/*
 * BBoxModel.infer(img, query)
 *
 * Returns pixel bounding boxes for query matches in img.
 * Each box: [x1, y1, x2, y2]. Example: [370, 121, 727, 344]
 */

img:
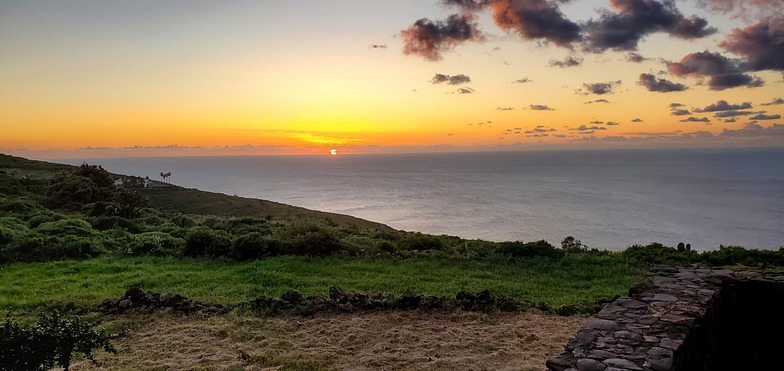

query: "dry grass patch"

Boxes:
[69, 310, 583, 370]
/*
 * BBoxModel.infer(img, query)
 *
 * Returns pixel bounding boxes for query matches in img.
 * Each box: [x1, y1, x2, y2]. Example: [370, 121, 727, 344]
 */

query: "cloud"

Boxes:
[590, 121, 604, 125]
[524, 125, 557, 134]
[577, 80, 622, 95]
[697, 1, 784, 20]
[607, 121, 620, 126]
[497, 106, 515, 110]
[400, 14, 484, 61]
[680, 116, 711, 122]
[724, 118, 737, 122]
[627, 52, 648, 62]
[583, 0, 717, 53]
[761, 98, 784, 106]
[632, 118, 644, 122]
[512, 77, 533, 84]
[549, 55, 583, 68]
[750, 113, 782, 120]
[444, 0, 581, 47]
[714, 110, 755, 117]
[431, 73, 472, 85]
[457, 87, 476, 94]
[670, 102, 685, 108]
[530, 104, 555, 110]
[369, 44, 388, 49]
[487, 0, 582, 47]
[585, 99, 610, 104]
[572, 125, 608, 132]
[638, 73, 688, 92]
[694, 100, 753, 112]
[720, 122, 784, 137]
[671, 109, 692, 115]
[667, 50, 764, 90]
[719, 18, 784, 72]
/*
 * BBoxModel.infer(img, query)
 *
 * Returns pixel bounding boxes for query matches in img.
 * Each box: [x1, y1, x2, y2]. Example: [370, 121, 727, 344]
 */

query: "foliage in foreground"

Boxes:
[0, 311, 115, 371]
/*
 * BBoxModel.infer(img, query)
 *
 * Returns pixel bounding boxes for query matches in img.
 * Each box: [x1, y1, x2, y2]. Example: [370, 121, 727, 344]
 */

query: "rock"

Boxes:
[576, 358, 607, 371]
[329, 286, 346, 301]
[281, 290, 304, 304]
[546, 356, 575, 371]
[124, 287, 145, 301]
[399, 290, 421, 309]
[586, 319, 618, 331]
[602, 358, 642, 370]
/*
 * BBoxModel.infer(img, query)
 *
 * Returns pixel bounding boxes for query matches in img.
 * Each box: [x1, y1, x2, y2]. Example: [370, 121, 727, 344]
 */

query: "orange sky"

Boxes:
[1, 1, 783, 158]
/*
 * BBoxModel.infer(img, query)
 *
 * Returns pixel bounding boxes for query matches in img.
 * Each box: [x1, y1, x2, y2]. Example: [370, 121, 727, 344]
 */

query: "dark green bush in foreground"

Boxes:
[497, 240, 564, 259]
[0, 311, 115, 371]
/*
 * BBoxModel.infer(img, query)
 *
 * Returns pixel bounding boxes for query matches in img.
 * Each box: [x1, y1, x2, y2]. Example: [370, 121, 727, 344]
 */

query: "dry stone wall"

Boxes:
[547, 267, 784, 371]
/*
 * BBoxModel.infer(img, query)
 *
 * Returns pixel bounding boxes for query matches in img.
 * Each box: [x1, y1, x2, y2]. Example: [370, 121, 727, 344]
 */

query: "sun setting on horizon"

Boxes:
[1, 1, 783, 159]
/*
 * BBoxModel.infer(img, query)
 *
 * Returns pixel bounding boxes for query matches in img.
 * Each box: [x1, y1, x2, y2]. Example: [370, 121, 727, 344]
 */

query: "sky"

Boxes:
[1, 0, 783, 158]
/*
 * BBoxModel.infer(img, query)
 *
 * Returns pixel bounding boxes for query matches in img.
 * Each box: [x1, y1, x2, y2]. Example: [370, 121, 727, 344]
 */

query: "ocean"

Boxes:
[59, 147, 784, 251]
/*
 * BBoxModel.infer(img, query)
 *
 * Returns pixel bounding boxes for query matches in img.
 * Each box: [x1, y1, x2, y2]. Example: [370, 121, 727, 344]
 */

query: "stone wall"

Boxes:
[546, 267, 784, 371]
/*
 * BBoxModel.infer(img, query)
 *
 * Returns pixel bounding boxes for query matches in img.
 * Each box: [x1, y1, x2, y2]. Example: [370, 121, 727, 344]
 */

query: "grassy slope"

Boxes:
[0, 153, 391, 231]
[0, 255, 642, 313]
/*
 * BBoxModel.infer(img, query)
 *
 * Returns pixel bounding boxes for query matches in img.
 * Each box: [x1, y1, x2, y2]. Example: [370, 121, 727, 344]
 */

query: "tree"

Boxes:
[561, 236, 586, 251]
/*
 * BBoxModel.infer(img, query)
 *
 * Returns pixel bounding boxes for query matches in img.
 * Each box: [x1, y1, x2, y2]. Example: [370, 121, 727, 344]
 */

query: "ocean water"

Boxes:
[60, 148, 784, 251]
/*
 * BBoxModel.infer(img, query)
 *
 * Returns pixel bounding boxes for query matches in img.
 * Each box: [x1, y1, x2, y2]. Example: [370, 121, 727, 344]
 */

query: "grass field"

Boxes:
[0, 254, 643, 314]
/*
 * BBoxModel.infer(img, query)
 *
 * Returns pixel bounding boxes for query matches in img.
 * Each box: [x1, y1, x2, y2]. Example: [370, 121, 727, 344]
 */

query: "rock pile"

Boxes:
[99, 287, 226, 315]
[249, 286, 529, 315]
[546, 267, 784, 371]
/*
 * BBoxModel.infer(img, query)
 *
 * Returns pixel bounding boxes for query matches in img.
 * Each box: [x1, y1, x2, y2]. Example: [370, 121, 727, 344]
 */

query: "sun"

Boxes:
[329, 148, 338, 156]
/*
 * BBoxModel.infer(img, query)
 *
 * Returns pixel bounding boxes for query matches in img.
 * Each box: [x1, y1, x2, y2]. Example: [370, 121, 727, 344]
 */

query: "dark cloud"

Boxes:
[590, 121, 604, 125]
[720, 122, 784, 137]
[638, 73, 688, 92]
[671, 109, 692, 115]
[627, 52, 648, 62]
[724, 118, 737, 122]
[714, 110, 755, 117]
[513, 77, 533, 84]
[720, 18, 784, 72]
[497, 106, 515, 110]
[632, 118, 644, 122]
[431, 73, 472, 85]
[670, 102, 685, 108]
[694, 99, 752, 112]
[487, 0, 582, 47]
[369, 44, 388, 49]
[441, 0, 493, 11]
[577, 80, 622, 95]
[572, 125, 607, 132]
[583, 0, 717, 53]
[530, 104, 555, 110]
[761, 98, 784, 106]
[750, 113, 782, 120]
[524, 126, 557, 134]
[697, 1, 784, 20]
[680, 116, 711, 122]
[401, 14, 484, 61]
[585, 99, 610, 104]
[667, 50, 764, 90]
[457, 87, 476, 94]
[607, 121, 620, 125]
[549, 55, 583, 68]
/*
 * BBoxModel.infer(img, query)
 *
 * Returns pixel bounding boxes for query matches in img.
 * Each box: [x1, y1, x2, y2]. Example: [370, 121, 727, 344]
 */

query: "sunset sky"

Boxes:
[1, 0, 783, 158]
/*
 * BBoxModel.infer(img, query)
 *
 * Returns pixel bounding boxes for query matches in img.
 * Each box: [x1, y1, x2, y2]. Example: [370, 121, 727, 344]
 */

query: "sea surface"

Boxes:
[60, 148, 784, 251]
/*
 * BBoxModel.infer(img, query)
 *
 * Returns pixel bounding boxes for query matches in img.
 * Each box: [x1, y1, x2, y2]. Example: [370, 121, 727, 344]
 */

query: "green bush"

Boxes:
[0, 217, 31, 246]
[498, 240, 565, 259]
[284, 225, 345, 256]
[399, 232, 446, 252]
[0, 311, 115, 371]
[26, 213, 64, 229]
[620, 243, 698, 265]
[90, 216, 141, 233]
[184, 227, 232, 257]
[701, 245, 784, 267]
[231, 232, 281, 260]
[35, 218, 96, 238]
[129, 232, 184, 257]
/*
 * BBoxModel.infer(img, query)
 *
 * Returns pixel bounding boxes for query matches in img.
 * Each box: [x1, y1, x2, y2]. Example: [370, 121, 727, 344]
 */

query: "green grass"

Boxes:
[0, 254, 643, 313]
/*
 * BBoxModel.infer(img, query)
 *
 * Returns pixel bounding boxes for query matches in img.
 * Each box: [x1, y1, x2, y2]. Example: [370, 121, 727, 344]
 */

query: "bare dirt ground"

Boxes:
[70, 311, 584, 371]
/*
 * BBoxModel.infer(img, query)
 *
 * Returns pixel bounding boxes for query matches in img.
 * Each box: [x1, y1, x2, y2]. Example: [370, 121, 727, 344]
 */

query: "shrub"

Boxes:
[0, 311, 115, 371]
[620, 243, 698, 265]
[498, 240, 565, 259]
[286, 227, 344, 256]
[184, 227, 232, 257]
[701, 245, 784, 267]
[90, 216, 141, 233]
[35, 218, 96, 238]
[27, 213, 64, 229]
[231, 232, 280, 260]
[0, 217, 30, 246]
[399, 233, 446, 252]
[129, 232, 184, 257]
